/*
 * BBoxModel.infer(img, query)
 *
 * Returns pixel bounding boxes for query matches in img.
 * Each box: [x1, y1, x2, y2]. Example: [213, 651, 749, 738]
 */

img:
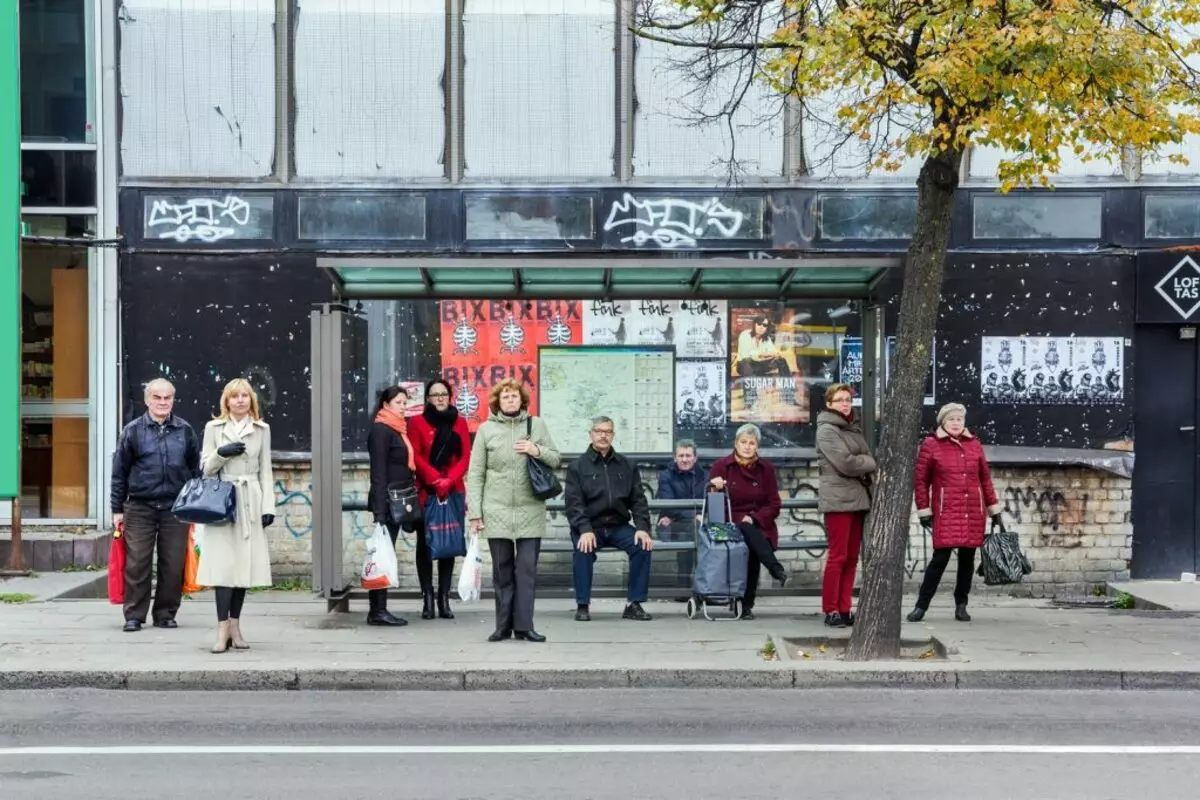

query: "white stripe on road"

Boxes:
[0, 744, 1198, 756]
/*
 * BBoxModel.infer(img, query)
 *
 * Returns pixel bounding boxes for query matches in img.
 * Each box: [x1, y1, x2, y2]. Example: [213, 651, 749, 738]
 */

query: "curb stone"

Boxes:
[3, 668, 1200, 691]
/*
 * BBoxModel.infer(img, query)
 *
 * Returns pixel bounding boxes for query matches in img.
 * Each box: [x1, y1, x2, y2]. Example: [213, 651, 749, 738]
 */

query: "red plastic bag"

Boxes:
[182, 525, 203, 595]
[107, 525, 126, 605]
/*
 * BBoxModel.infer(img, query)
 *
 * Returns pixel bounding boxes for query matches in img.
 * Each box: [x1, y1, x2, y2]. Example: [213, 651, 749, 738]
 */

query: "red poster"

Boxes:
[439, 300, 583, 431]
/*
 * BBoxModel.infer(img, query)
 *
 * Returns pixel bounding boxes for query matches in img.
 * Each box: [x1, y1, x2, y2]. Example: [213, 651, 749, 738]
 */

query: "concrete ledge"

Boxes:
[3, 668, 1200, 692]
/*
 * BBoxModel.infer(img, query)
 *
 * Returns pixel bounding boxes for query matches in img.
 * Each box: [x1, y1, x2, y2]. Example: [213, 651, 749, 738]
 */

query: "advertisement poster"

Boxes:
[885, 336, 937, 406]
[439, 300, 583, 430]
[397, 381, 425, 416]
[582, 299, 728, 358]
[675, 360, 727, 429]
[980, 336, 1123, 405]
[839, 337, 864, 407]
[728, 306, 820, 423]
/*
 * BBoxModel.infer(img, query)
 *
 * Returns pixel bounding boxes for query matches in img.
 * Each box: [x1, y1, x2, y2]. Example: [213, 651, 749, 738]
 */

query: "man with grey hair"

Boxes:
[110, 378, 200, 632]
[657, 439, 706, 600]
[564, 416, 654, 622]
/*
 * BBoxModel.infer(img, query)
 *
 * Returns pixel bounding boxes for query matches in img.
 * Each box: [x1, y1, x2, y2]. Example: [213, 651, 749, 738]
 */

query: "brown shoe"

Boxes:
[211, 620, 231, 654]
[228, 618, 250, 650]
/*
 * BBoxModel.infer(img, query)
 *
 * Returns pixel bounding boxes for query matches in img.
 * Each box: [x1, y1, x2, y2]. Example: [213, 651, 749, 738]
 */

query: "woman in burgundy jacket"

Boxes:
[407, 379, 472, 620]
[708, 423, 789, 620]
[907, 403, 1001, 623]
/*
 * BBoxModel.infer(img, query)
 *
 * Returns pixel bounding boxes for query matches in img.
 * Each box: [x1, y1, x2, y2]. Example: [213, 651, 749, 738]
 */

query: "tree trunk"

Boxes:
[844, 150, 961, 661]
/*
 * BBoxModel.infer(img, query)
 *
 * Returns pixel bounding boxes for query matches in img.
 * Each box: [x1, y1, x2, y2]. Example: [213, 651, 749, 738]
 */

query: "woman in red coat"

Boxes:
[407, 379, 472, 620]
[907, 403, 1001, 623]
[708, 423, 789, 620]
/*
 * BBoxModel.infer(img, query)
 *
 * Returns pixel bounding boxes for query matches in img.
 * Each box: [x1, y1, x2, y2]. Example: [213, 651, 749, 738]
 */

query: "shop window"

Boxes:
[19, 149, 96, 208]
[298, 194, 426, 241]
[20, 217, 93, 519]
[817, 194, 917, 241]
[465, 195, 595, 240]
[463, 0, 616, 179]
[293, 0, 446, 179]
[972, 194, 1103, 240]
[21, 0, 95, 143]
[1145, 194, 1200, 239]
[119, 0, 276, 178]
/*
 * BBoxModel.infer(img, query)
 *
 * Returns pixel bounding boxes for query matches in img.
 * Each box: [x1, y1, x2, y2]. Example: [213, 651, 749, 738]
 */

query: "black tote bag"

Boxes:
[172, 477, 237, 525]
[525, 417, 562, 501]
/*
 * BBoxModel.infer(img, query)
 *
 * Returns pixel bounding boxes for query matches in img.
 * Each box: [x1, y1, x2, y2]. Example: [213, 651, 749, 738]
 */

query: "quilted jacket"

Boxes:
[708, 454, 782, 548]
[465, 409, 561, 540]
[914, 428, 1001, 550]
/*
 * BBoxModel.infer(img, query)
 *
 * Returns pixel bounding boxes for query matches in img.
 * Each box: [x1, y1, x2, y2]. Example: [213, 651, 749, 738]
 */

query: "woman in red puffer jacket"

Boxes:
[906, 403, 1001, 624]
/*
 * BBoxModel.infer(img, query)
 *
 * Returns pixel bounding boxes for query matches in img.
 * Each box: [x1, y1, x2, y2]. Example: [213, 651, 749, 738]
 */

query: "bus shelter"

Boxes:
[309, 255, 900, 606]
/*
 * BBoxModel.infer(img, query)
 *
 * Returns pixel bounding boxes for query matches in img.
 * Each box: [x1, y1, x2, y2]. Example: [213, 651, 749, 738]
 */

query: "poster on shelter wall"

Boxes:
[583, 299, 728, 358]
[728, 305, 825, 423]
[438, 300, 583, 431]
[675, 360, 727, 429]
[839, 337, 865, 407]
[979, 336, 1123, 405]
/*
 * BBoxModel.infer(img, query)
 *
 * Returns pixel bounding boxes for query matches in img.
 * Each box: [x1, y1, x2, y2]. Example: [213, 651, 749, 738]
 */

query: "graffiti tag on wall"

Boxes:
[603, 194, 747, 248]
[1002, 485, 1090, 532]
[147, 195, 252, 243]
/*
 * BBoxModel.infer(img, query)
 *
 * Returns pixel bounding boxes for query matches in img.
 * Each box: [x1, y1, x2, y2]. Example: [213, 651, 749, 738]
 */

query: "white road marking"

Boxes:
[0, 744, 1198, 757]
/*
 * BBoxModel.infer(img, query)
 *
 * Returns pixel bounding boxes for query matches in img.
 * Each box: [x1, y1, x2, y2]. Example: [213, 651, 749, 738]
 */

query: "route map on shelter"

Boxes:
[538, 346, 675, 455]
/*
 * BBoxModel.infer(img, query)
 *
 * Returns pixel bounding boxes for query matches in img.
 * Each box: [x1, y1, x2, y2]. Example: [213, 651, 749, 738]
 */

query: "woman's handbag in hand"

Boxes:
[525, 417, 563, 500]
[386, 482, 423, 529]
[172, 477, 237, 525]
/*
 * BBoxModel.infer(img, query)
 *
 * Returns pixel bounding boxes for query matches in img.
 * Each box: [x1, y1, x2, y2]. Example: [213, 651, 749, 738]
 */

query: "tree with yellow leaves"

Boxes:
[635, 0, 1200, 660]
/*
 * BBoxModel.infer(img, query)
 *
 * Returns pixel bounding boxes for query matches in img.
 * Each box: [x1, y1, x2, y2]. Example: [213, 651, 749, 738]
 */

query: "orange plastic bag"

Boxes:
[182, 525, 204, 594]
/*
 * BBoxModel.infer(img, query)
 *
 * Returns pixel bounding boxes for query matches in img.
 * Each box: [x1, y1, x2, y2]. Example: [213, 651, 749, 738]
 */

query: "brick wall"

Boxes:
[268, 460, 1130, 597]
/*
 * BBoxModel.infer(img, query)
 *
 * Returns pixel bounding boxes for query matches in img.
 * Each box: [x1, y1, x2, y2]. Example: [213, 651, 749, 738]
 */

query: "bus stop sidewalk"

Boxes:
[2, 593, 1199, 692]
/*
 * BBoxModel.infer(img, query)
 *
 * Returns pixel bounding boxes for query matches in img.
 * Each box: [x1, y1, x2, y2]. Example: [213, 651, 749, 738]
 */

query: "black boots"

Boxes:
[906, 607, 926, 622]
[419, 589, 454, 620]
[421, 591, 436, 620]
[955, 603, 971, 622]
[437, 591, 455, 619]
[366, 590, 407, 626]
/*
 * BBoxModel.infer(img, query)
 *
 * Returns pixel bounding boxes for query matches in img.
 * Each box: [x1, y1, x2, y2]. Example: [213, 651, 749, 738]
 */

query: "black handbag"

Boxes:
[387, 482, 423, 528]
[172, 477, 237, 525]
[525, 417, 563, 501]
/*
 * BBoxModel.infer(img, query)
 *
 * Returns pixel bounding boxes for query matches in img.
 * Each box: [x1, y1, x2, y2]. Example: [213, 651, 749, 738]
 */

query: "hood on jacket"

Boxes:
[817, 409, 859, 430]
[488, 408, 530, 425]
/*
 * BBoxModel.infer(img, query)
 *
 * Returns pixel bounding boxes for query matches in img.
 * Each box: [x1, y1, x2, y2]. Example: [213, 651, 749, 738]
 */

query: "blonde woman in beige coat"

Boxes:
[196, 378, 276, 653]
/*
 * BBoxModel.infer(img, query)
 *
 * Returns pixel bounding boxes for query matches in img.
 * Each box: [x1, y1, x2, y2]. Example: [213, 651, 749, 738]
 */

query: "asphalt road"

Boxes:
[2, 689, 1200, 799]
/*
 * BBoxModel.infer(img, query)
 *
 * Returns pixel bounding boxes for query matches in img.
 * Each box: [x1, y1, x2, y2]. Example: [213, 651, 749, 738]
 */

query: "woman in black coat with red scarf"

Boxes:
[708, 423, 789, 620]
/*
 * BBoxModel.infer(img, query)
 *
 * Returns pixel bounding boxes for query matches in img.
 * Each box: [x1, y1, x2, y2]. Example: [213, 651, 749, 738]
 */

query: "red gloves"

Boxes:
[432, 478, 452, 498]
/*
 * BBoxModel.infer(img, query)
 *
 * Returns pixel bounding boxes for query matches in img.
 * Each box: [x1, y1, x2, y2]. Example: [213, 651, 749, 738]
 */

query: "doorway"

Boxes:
[1131, 325, 1200, 578]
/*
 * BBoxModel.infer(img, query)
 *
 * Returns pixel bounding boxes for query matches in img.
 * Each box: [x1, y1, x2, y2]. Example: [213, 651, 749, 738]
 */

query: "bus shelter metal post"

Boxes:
[311, 304, 346, 604]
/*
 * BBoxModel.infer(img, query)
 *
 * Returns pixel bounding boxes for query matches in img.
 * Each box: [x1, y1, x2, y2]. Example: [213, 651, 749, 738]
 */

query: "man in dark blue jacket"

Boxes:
[656, 439, 706, 599]
[110, 378, 200, 632]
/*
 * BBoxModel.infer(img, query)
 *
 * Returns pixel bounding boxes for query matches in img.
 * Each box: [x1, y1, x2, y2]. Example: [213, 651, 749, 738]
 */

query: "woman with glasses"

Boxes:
[408, 379, 472, 620]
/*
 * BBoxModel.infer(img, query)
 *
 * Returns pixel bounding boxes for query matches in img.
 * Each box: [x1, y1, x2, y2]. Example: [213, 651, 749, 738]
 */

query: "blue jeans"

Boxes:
[571, 524, 652, 606]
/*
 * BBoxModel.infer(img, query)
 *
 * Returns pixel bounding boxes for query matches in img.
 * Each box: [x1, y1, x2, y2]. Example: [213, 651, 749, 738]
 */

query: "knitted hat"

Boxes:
[937, 403, 966, 427]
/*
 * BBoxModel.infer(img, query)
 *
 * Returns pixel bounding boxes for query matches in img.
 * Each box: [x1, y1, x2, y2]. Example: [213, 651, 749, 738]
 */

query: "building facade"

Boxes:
[72, 1, 1200, 590]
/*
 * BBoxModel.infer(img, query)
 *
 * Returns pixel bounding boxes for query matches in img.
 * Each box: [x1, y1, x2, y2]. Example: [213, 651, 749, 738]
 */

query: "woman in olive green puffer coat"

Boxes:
[466, 378, 561, 642]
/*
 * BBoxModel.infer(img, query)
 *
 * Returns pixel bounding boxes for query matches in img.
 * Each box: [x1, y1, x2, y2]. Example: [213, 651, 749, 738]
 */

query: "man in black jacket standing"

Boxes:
[110, 378, 201, 632]
[564, 416, 654, 622]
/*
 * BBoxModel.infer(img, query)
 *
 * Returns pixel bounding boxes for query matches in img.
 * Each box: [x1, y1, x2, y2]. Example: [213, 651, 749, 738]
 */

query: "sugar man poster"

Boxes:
[439, 300, 583, 430]
[728, 305, 826, 423]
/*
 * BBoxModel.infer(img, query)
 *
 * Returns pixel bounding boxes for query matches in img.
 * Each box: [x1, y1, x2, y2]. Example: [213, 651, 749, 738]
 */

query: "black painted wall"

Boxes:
[121, 253, 331, 450]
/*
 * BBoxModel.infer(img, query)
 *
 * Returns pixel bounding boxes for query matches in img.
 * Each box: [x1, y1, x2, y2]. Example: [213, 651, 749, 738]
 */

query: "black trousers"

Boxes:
[489, 538, 541, 633]
[122, 500, 190, 623]
[916, 547, 977, 609]
[414, 519, 456, 595]
[214, 587, 247, 621]
[738, 522, 784, 611]
[367, 522, 401, 612]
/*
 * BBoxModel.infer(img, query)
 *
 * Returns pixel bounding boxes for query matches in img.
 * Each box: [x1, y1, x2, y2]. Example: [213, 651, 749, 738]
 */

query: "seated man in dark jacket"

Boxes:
[110, 378, 201, 632]
[656, 439, 706, 599]
[564, 416, 654, 622]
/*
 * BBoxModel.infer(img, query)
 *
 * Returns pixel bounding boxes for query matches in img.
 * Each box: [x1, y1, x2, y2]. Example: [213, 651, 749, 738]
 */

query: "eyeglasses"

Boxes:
[427, 392, 449, 399]
[591, 429, 615, 438]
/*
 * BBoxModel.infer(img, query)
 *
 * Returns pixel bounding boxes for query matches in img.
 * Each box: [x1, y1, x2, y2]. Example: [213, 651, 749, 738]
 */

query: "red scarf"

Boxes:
[374, 407, 416, 471]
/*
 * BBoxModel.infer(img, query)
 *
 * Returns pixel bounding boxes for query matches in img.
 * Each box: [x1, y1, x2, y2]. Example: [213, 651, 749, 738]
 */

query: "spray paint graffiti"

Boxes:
[1002, 486, 1090, 531]
[603, 194, 746, 248]
[274, 481, 414, 546]
[147, 195, 251, 243]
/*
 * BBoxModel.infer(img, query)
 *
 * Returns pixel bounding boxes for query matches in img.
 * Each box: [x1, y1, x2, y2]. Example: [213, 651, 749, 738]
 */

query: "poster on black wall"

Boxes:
[980, 336, 1124, 405]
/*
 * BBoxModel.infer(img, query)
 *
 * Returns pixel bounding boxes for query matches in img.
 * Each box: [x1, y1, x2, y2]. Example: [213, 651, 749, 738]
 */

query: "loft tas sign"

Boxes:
[1137, 252, 1200, 323]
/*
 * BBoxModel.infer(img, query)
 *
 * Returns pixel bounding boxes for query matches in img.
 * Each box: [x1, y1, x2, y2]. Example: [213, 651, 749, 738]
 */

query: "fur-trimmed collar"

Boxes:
[935, 427, 974, 440]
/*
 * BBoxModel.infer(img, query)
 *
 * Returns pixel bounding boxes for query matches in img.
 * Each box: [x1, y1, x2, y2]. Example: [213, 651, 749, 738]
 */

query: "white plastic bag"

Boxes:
[457, 534, 484, 603]
[361, 524, 398, 590]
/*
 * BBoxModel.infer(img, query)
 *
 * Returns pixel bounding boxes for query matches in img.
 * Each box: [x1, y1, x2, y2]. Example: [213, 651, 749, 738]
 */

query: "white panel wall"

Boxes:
[463, 0, 615, 179]
[801, 90, 922, 182]
[294, 0, 446, 180]
[969, 145, 1123, 181]
[118, 0, 276, 178]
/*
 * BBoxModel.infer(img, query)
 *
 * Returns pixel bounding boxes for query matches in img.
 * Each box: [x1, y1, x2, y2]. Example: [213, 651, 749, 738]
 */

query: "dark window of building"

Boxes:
[603, 194, 767, 246]
[298, 194, 427, 241]
[21, 0, 93, 143]
[465, 194, 594, 240]
[20, 149, 96, 207]
[972, 194, 1103, 240]
[817, 194, 917, 241]
[142, 193, 275, 244]
[1145, 194, 1200, 239]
